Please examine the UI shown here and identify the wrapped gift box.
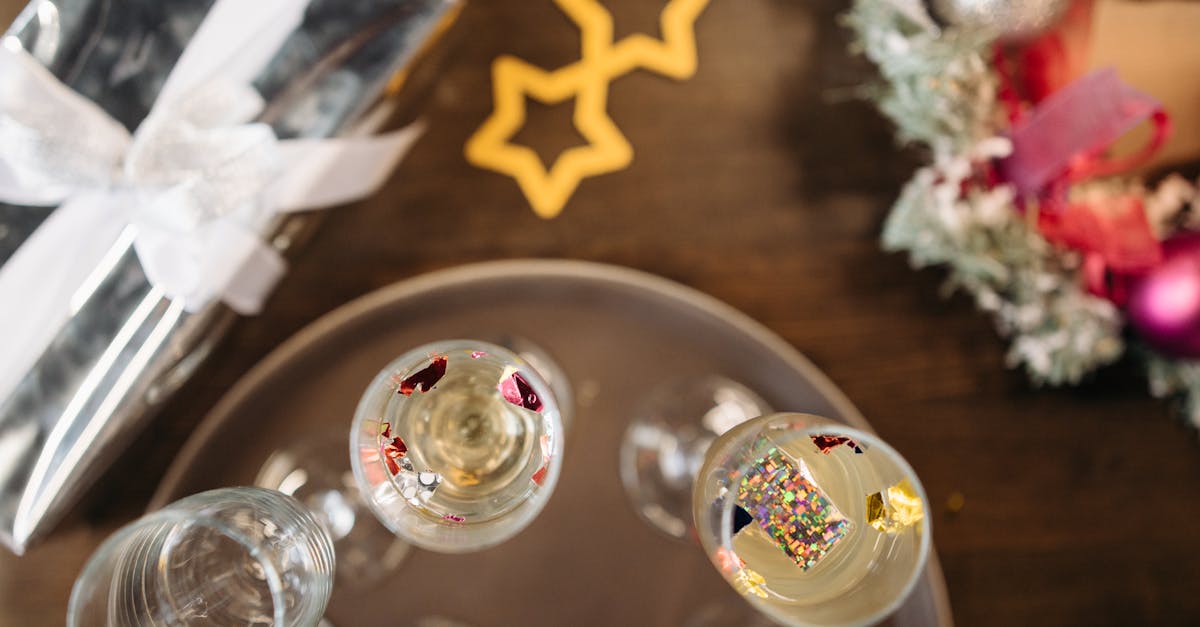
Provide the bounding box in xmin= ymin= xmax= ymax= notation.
xmin=0 ymin=0 xmax=461 ymax=554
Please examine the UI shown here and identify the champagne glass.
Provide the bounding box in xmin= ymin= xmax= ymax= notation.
xmin=68 ymin=487 xmax=335 ymax=627
xmin=350 ymin=339 xmax=565 ymax=552
xmin=257 ymin=434 xmax=413 ymax=588
xmin=620 ymin=376 xmax=771 ymax=539
xmin=693 ymin=413 xmax=931 ymax=627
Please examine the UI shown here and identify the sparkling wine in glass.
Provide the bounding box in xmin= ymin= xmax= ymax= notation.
xmin=68 ymin=487 xmax=335 ymax=627
xmin=351 ymin=339 xmax=565 ymax=553
xmin=619 ymin=376 xmax=771 ymax=539
xmin=693 ymin=413 xmax=931 ymax=626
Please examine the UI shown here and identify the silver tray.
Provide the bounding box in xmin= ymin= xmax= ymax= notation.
xmin=151 ymin=259 xmax=953 ymax=627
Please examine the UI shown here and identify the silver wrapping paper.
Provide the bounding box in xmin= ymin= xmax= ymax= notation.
xmin=0 ymin=0 xmax=461 ymax=554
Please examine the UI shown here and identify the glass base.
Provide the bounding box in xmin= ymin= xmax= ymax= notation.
xmin=618 ymin=376 xmax=770 ymax=540
xmin=257 ymin=434 xmax=410 ymax=590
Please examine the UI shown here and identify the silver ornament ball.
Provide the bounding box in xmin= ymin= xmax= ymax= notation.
xmin=932 ymin=0 xmax=1070 ymax=41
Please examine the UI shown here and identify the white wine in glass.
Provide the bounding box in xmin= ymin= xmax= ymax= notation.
xmin=351 ymin=340 xmax=565 ymax=553
xmin=694 ymin=413 xmax=930 ymax=627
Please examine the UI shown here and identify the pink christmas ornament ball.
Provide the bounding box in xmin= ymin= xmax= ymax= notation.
xmin=1127 ymin=232 xmax=1200 ymax=359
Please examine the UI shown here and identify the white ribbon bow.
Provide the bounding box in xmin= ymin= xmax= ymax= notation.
xmin=0 ymin=0 xmax=424 ymax=409
xmin=0 ymin=44 xmax=291 ymax=312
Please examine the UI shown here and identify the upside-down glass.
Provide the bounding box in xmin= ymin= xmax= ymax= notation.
xmin=68 ymin=487 xmax=335 ymax=627
xmin=351 ymin=340 xmax=565 ymax=553
xmin=694 ymin=413 xmax=931 ymax=627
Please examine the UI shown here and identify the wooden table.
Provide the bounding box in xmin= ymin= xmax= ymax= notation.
xmin=2 ymin=1 xmax=1199 ymax=625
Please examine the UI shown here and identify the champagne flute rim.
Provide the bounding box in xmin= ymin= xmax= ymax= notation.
xmin=348 ymin=339 xmax=565 ymax=552
xmin=699 ymin=413 xmax=933 ymax=627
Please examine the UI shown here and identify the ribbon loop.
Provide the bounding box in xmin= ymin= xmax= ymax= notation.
xmin=999 ymin=68 xmax=1169 ymax=198
xmin=0 ymin=43 xmax=131 ymax=200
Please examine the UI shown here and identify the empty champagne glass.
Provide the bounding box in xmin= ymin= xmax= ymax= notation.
xmin=620 ymin=376 xmax=771 ymax=539
xmin=350 ymin=339 xmax=565 ymax=552
xmin=693 ymin=413 xmax=931 ymax=627
xmin=68 ymin=487 xmax=335 ymax=627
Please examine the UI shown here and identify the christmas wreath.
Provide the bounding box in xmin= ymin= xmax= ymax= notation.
xmin=844 ymin=0 xmax=1200 ymax=430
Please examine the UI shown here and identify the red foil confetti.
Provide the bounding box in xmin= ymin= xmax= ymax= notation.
xmin=498 ymin=370 xmax=543 ymax=412
xmin=531 ymin=434 xmax=552 ymax=486
xmin=810 ymin=434 xmax=863 ymax=455
xmin=471 ymin=350 xmax=487 ymax=359
xmin=379 ymin=422 xmax=409 ymax=476
xmin=714 ymin=547 xmax=746 ymax=574
xmin=442 ymin=514 xmax=466 ymax=524
xmin=397 ymin=356 xmax=448 ymax=396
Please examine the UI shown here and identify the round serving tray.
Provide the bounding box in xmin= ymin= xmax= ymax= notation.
xmin=152 ymin=259 xmax=952 ymax=626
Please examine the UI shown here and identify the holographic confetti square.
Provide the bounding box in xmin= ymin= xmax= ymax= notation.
xmin=737 ymin=446 xmax=850 ymax=570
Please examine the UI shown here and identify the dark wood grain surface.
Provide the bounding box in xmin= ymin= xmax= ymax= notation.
xmin=2 ymin=1 xmax=1199 ymax=626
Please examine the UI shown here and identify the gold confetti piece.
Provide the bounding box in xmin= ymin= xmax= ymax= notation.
xmin=866 ymin=491 xmax=886 ymax=528
xmin=946 ymin=491 xmax=965 ymax=514
xmin=732 ymin=567 xmax=769 ymax=599
xmin=866 ymin=479 xmax=925 ymax=533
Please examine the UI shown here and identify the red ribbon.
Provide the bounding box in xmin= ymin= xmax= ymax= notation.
xmin=991 ymin=42 xmax=1174 ymax=303
xmin=1037 ymin=195 xmax=1162 ymax=304
xmin=998 ymin=68 xmax=1169 ymax=201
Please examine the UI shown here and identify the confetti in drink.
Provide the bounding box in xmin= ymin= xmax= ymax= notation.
xmin=531 ymin=434 xmax=552 ymax=486
xmin=695 ymin=414 xmax=932 ymax=625
xmin=379 ymin=422 xmax=409 ymax=475
xmin=498 ymin=368 xmax=543 ymax=412
xmin=810 ymin=434 xmax=863 ymax=455
xmin=733 ymin=567 xmax=770 ymax=599
xmin=395 ymin=356 xmax=448 ymax=396
xmin=351 ymin=341 xmax=565 ymax=553
xmin=714 ymin=546 xmax=745 ymax=574
xmin=866 ymin=479 xmax=925 ymax=533
xmin=737 ymin=446 xmax=850 ymax=570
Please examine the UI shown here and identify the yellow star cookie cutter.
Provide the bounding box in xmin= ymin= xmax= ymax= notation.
xmin=592 ymin=0 xmax=711 ymax=79
xmin=465 ymin=56 xmax=632 ymax=219
xmin=465 ymin=0 xmax=711 ymax=218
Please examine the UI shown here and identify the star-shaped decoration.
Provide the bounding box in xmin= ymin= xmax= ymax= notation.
xmin=465 ymin=56 xmax=632 ymax=219
xmin=571 ymin=0 xmax=712 ymax=79
xmin=464 ymin=0 xmax=710 ymax=217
